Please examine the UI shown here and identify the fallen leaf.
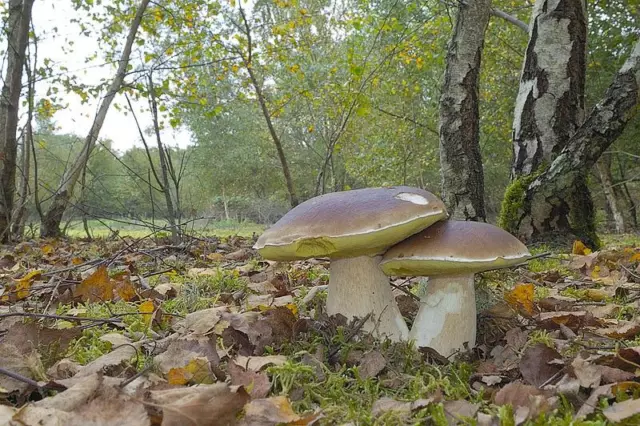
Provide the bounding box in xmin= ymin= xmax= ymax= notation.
xmin=443 ymin=400 xmax=479 ymax=424
xmin=149 ymin=383 xmax=249 ymax=426
xmin=505 ymin=283 xmax=535 ymax=316
xmin=519 ymin=344 xmax=563 ymax=387
xmin=228 ymin=361 xmax=271 ymax=398
xmin=74 ymin=265 xmax=114 ymax=302
xmin=572 ymin=240 xmax=592 ymax=255
xmin=571 ymin=356 xmax=601 ymax=389
xmin=241 ymin=396 xmax=319 ymax=426
xmin=603 ymin=397 xmax=640 ymax=422
xmin=358 ymin=350 xmax=387 ymax=379
xmin=234 ymin=355 xmax=287 ymax=371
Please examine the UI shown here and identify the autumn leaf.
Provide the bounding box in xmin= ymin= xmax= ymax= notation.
xmin=74 ymin=265 xmax=114 ymax=302
xmin=505 ymin=283 xmax=535 ymax=316
xmin=167 ymin=367 xmax=190 ymax=385
xmin=139 ymin=300 xmax=155 ymax=326
xmin=572 ymin=240 xmax=592 ymax=255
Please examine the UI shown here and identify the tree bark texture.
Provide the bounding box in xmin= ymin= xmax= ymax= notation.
xmin=40 ymin=0 xmax=151 ymax=238
xmin=439 ymin=0 xmax=490 ymax=221
xmin=596 ymin=153 xmax=625 ymax=233
xmin=507 ymin=40 xmax=640 ymax=244
xmin=512 ymin=0 xmax=587 ymax=176
xmin=0 ymin=0 xmax=35 ymax=241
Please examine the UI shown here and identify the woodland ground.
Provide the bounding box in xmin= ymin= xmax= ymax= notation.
xmin=1 ymin=231 xmax=640 ymax=425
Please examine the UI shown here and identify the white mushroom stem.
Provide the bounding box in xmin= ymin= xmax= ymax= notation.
xmin=326 ymin=255 xmax=409 ymax=341
xmin=409 ymin=274 xmax=476 ymax=357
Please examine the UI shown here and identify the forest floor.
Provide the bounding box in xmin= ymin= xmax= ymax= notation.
xmin=1 ymin=231 xmax=640 ymax=425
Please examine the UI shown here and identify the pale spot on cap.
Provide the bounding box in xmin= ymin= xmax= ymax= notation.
xmin=394 ymin=192 xmax=429 ymax=205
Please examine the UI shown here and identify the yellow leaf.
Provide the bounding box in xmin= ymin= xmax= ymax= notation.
xmin=505 ymin=283 xmax=535 ymax=316
xmin=231 ymin=64 xmax=239 ymax=73
xmin=71 ymin=257 xmax=84 ymax=265
xmin=285 ymin=303 xmax=298 ymax=317
xmin=630 ymin=253 xmax=640 ymax=263
xmin=185 ymin=358 xmax=215 ymax=384
xmin=74 ymin=265 xmax=114 ymax=302
xmin=41 ymin=244 xmax=55 ymax=255
xmin=139 ymin=300 xmax=155 ymax=326
xmin=167 ymin=367 xmax=190 ymax=385
xmin=114 ymin=274 xmax=137 ymax=301
xmin=572 ymin=240 xmax=592 ymax=255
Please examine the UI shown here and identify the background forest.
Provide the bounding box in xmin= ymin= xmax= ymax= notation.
xmin=0 ymin=0 xmax=638 ymax=243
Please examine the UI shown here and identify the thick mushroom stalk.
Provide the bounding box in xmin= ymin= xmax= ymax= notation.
xmin=409 ymin=275 xmax=476 ymax=357
xmin=326 ymin=256 xmax=409 ymax=340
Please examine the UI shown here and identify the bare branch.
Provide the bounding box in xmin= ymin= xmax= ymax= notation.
xmin=491 ymin=8 xmax=528 ymax=32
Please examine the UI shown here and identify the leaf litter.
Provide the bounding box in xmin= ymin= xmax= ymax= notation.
xmin=1 ymin=235 xmax=640 ymax=424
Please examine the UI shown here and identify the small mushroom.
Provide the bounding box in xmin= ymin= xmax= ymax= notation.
xmin=254 ymin=186 xmax=447 ymax=341
xmin=380 ymin=221 xmax=530 ymax=356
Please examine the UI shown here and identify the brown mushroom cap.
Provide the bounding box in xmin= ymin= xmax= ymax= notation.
xmin=380 ymin=221 xmax=530 ymax=276
xmin=254 ymin=186 xmax=447 ymax=261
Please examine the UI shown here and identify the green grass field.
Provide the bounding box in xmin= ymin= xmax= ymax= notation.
xmin=64 ymin=218 xmax=265 ymax=239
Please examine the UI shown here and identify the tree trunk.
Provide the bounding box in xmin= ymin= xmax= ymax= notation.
xmin=40 ymin=0 xmax=150 ymax=238
xmin=439 ymin=0 xmax=490 ymax=221
xmin=511 ymin=0 xmax=587 ymax=176
xmin=616 ymin=153 xmax=638 ymax=229
xmin=506 ymin=0 xmax=595 ymax=245
xmin=148 ymin=74 xmax=179 ymax=244
xmin=239 ymin=7 xmax=298 ymax=208
xmin=501 ymin=40 xmax=640 ymax=244
xmin=12 ymin=126 xmax=31 ymax=239
xmin=0 ymin=0 xmax=35 ymax=241
xmin=596 ymin=154 xmax=625 ymax=233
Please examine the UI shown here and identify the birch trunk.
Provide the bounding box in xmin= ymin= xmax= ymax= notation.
xmin=505 ymin=40 xmax=640 ymax=243
xmin=596 ymin=154 xmax=625 ymax=233
xmin=506 ymin=0 xmax=598 ymax=245
xmin=439 ymin=0 xmax=491 ymax=221
xmin=40 ymin=0 xmax=150 ymax=238
xmin=0 ymin=0 xmax=35 ymax=241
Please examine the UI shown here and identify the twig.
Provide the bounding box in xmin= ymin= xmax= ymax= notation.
xmin=0 ymin=312 xmax=121 ymax=323
xmin=0 ymin=367 xmax=40 ymax=388
xmin=120 ymin=364 xmax=153 ymax=388
xmin=328 ymin=313 xmax=371 ymax=361
xmin=390 ymin=281 xmax=420 ymax=301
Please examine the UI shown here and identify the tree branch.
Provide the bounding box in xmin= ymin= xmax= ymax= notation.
xmin=491 ymin=8 xmax=528 ymax=32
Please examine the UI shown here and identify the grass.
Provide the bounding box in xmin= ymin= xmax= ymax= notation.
xmin=63 ymin=218 xmax=265 ymax=239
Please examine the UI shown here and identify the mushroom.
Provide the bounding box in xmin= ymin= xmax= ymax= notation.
xmin=254 ymin=186 xmax=447 ymax=341
xmin=380 ymin=221 xmax=530 ymax=356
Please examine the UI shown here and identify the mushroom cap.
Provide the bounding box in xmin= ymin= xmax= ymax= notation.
xmin=380 ymin=221 xmax=531 ymax=276
xmin=254 ymin=186 xmax=447 ymax=261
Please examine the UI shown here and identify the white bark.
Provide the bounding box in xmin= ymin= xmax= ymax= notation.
xmin=512 ymin=0 xmax=587 ymax=176
xmin=326 ymin=256 xmax=409 ymax=341
xmin=439 ymin=0 xmax=491 ymax=221
xmin=409 ymin=274 xmax=476 ymax=357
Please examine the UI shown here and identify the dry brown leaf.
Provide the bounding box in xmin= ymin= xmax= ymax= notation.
xmin=154 ymin=335 xmax=219 ymax=377
xmin=241 ymin=396 xmax=319 ymax=426
xmin=494 ymin=382 xmax=555 ymax=423
xmin=174 ymin=306 xmax=228 ymax=335
xmin=443 ymin=400 xmax=479 ymax=424
xmin=234 ymin=355 xmax=287 ymax=371
xmin=519 ymin=344 xmax=563 ymax=387
xmin=371 ymin=397 xmax=432 ymax=417
xmin=150 ymin=384 xmax=249 ymax=426
xmin=358 ymin=350 xmax=387 ymax=379
xmin=571 ymin=356 xmax=601 ymax=389
xmin=228 ymin=362 xmax=271 ymax=398
xmin=603 ymin=397 xmax=640 ymax=422
xmin=74 ymin=344 xmax=137 ymax=378
xmin=536 ymin=311 xmax=600 ymax=331
xmin=74 ymin=265 xmax=114 ymax=302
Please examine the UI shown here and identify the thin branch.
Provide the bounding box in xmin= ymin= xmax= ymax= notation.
xmin=491 ymin=8 xmax=528 ymax=32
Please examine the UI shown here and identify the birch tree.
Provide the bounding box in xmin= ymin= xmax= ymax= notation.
xmin=40 ymin=0 xmax=151 ymax=237
xmin=0 ymin=0 xmax=35 ymax=241
xmin=438 ymin=0 xmax=491 ymax=221
xmin=505 ymin=0 xmax=598 ymax=245
xmin=500 ymin=39 xmax=640 ymax=243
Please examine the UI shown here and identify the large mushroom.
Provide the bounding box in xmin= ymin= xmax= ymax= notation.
xmin=380 ymin=221 xmax=530 ymax=356
xmin=254 ymin=186 xmax=447 ymax=341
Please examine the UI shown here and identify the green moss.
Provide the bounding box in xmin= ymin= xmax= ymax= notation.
xmin=498 ymin=172 xmax=540 ymax=233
